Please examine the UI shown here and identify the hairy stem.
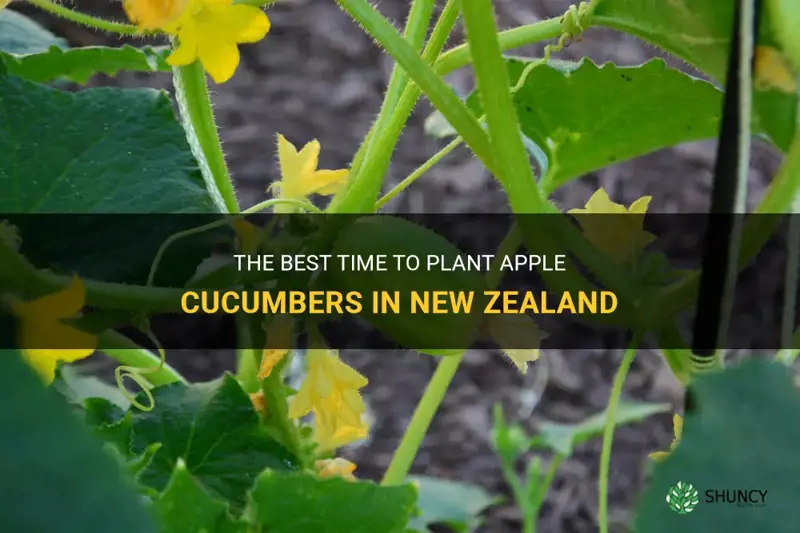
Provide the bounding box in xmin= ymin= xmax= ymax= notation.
xmin=381 ymin=226 xmax=522 ymax=485
xmin=25 ymin=0 xmax=139 ymax=35
xmin=173 ymin=62 xmax=239 ymax=213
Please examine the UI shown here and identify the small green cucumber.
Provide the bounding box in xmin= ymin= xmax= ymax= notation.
xmin=325 ymin=216 xmax=487 ymax=355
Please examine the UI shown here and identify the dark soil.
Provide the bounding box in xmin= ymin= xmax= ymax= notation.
xmin=14 ymin=0 xmax=786 ymax=531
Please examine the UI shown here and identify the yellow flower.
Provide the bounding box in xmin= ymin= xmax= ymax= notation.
xmin=315 ymin=458 xmax=357 ymax=481
xmin=258 ymin=316 xmax=293 ymax=380
xmin=10 ymin=277 xmax=98 ymax=385
xmin=754 ymin=46 xmax=798 ymax=94
xmin=288 ymin=349 xmax=369 ymax=450
xmin=486 ymin=315 xmax=548 ymax=375
xmin=649 ymin=414 xmax=683 ymax=462
xmin=314 ymin=410 xmax=369 ymax=452
xmin=568 ymin=188 xmax=655 ymax=263
xmin=0 ymin=0 xmax=10 ymax=9
xmin=270 ymin=135 xmax=349 ymax=213
xmin=232 ymin=219 xmax=262 ymax=255
xmin=249 ymin=390 xmax=267 ymax=416
xmin=123 ymin=0 xmax=188 ymax=31
xmin=164 ymin=0 xmax=271 ymax=84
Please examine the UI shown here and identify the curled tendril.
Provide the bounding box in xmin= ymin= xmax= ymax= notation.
xmin=114 ymin=319 xmax=167 ymax=412
xmin=146 ymin=198 xmax=322 ymax=288
xmin=511 ymin=1 xmax=595 ymax=94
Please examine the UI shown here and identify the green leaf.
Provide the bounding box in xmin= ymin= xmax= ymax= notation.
xmin=593 ymin=0 xmax=797 ymax=152
xmin=0 ymin=349 xmax=156 ymax=533
xmin=2 ymin=45 xmax=172 ymax=84
xmin=83 ymin=397 xmax=134 ymax=455
xmin=468 ymin=58 xmax=723 ymax=191
xmin=156 ymin=459 xmax=246 ymax=533
xmin=0 ymin=72 xmax=221 ymax=285
xmin=406 ymin=476 xmax=497 ymax=533
xmin=533 ymin=400 xmax=670 ymax=456
xmin=635 ymin=359 xmax=800 ymax=531
xmin=0 ymin=73 xmax=213 ymax=212
xmin=129 ymin=374 xmax=300 ymax=511
xmin=0 ymin=9 xmax=66 ymax=55
xmin=248 ymin=471 xmax=417 ymax=533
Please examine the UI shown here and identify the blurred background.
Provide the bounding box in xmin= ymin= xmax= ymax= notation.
xmin=13 ymin=0 xmax=785 ymax=531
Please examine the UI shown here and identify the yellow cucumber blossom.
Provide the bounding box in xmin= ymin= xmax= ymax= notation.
xmin=10 ymin=276 xmax=98 ymax=385
xmin=315 ymin=458 xmax=357 ymax=481
xmin=288 ymin=349 xmax=369 ymax=450
xmin=649 ymin=414 xmax=683 ymax=462
xmin=123 ymin=0 xmax=188 ymax=30
xmin=163 ymin=0 xmax=271 ymax=84
xmin=232 ymin=219 xmax=262 ymax=255
xmin=270 ymin=135 xmax=349 ymax=213
xmin=258 ymin=316 xmax=293 ymax=380
xmin=249 ymin=391 xmax=267 ymax=416
xmin=754 ymin=46 xmax=798 ymax=94
xmin=568 ymin=188 xmax=655 ymax=264
xmin=485 ymin=315 xmax=547 ymax=375
xmin=314 ymin=409 xmax=369 ymax=452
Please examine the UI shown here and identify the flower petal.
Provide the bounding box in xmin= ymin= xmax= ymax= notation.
xmin=288 ymin=379 xmax=314 ymax=419
xmin=21 ymin=349 xmax=59 ymax=385
xmin=329 ymin=355 xmax=368 ymax=389
xmin=12 ymin=276 xmax=86 ymax=320
xmin=307 ymin=169 xmax=349 ymax=196
xmin=628 ymin=195 xmax=652 ymax=214
xmin=297 ymin=140 xmax=321 ymax=179
xmin=167 ymin=30 xmax=199 ymax=66
xmin=222 ymin=5 xmax=271 ymax=43
xmin=648 ymin=451 xmax=670 ymax=462
xmin=197 ymin=37 xmax=240 ymax=84
xmin=673 ymin=414 xmax=683 ymax=440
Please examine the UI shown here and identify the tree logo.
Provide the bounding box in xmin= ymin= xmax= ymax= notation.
xmin=666 ymin=481 xmax=699 ymax=514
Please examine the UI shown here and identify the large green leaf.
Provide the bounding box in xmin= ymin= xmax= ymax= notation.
xmin=0 ymin=349 xmax=156 ymax=533
xmin=0 ymin=9 xmax=66 ymax=55
xmin=0 ymin=72 xmax=212 ymax=212
xmin=156 ymin=459 xmax=246 ymax=533
xmin=0 ymin=72 xmax=221 ymax=285
xmin=2 ymin=45 xmax=172 ymax=84
xmin=406 ymin=476 xmax=497 ymax=532
xmin=532 ymin=399 xmax=671 ymax=456
xmin=468 ymin=58 xmax=723 ymax=191
xmin=635 ymin=359 xmax=800 ymax=531
xmin=248 ymin=471 xmax=417 ymax=533
xmin=593 ymin=0 xmax=797 ymax=152
xmin=129 ymin=374 xmax=300 ymax=511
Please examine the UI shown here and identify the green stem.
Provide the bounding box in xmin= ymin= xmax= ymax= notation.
xmin=173 ymin=62 xmax=240 ymax=213
xmin=331 ymin=0 xmax=461 ymax=213
xmin=460 ymin=0 xmax=540 ymax=204
xmin=381 ymin=355 xmax=462 ymax=485
xmin=98 ymin=330 xmax=186 ymax=386
xmin=236 ymin=314 xmax=260 ymax=393
xmin=25 ymin=0 xmax=139 ymax=35
xmin=345 ymin=0 xmax=435 ymax=185
xmin=375 ymin=137 xmax=463 ymax=209
xmin=435 ymin=18 xmax=562 ymax=76
xmin=525 ymin=455 xmax=563 ymax=533
xmin=334 ymin=0 xmax=493 ymax=205
xmin=381 ymin=226 xmax=522 ymax=485
xmin=598 ymin=332 xmax=641 ymax=533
